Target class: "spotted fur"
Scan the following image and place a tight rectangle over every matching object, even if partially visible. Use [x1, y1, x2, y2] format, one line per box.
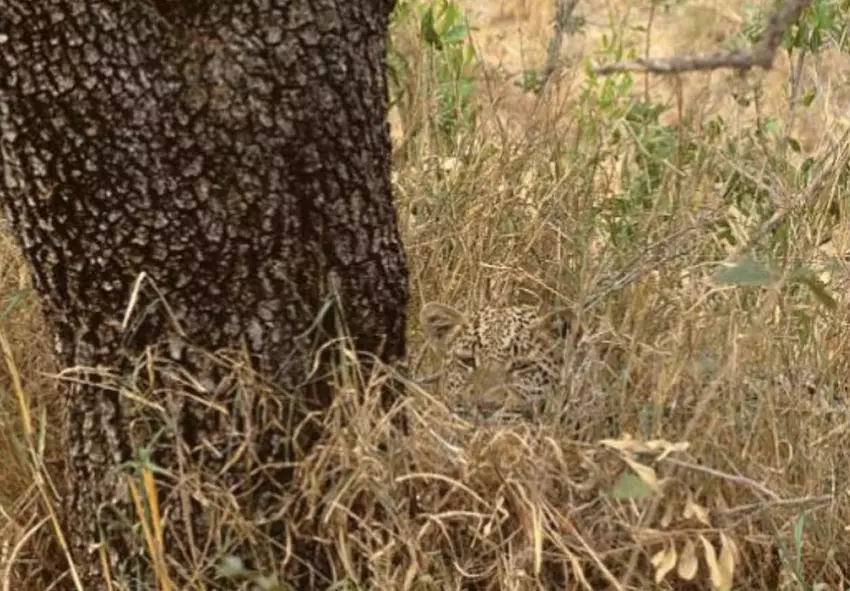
[419, 302, 577, 412]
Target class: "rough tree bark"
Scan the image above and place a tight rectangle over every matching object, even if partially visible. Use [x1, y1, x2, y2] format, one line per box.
[0, 0, 408, 587]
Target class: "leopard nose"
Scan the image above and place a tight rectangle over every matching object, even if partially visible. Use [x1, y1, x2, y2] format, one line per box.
[471, 364, 525, 409]
[472, 364, 509, 392]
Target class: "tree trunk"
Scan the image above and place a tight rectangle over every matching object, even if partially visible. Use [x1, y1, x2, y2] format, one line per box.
[0, 0, 408, 587]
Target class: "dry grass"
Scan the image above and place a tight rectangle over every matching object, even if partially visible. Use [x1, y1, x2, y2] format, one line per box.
[2, 0, 850, 588]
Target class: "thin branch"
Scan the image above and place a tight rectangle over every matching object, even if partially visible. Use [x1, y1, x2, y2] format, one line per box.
[594, 0, 813, 76]
[538, 0, 581, 93]
[662, 457, 781, 501]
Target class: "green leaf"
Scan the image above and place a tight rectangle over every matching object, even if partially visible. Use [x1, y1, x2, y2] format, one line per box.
[218, 555, 248, 578]
[420, 8, 442, 50]
[787, 137, 801, 153]
[713, 258, 776, 286]
[801, 88, 817, 107]
[442, 23, 469, 45]
[762, 117, 780, 137]
[612, 471, 654, 500]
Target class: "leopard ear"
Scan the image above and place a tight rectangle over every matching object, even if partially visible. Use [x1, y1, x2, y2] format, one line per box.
[533, 307, 580, 341]
[419, 302, 467, 350]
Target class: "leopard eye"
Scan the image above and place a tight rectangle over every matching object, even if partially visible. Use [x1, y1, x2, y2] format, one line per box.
[509, 358, 537, 373]
[454, 349, 476, 369]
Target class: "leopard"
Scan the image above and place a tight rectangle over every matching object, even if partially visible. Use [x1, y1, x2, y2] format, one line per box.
[418, 301, 579, 417]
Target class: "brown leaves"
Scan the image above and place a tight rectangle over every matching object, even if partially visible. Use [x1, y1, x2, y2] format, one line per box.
[649, 533, 738, 590]
[602, 434, 741, 589]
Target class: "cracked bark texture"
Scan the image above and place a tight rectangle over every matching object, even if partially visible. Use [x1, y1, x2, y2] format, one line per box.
[0, 0, 408, 587]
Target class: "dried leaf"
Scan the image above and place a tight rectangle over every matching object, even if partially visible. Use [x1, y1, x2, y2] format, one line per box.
[700, 535, 733, 591]
[700, 535, 720, 584]
[623, 457, 659, 492]
[660, 500, 676, 528]
[651, 545, 678, 583]
[653, 439, 690, 460]
[683, 496, 712, 527]
[599, 434, 637, 452]
[678, 538, 699, 580]
[599, 436, 689, 456]
[719, 533, 737, 582]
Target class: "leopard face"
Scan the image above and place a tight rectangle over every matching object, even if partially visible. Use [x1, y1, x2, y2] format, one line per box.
[419, 301, 577, 411]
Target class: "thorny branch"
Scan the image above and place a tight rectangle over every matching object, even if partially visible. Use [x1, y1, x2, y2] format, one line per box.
[594, 0, 814, 76]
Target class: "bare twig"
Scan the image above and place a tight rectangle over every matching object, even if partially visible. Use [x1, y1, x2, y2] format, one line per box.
[538, 0, 581, 94]
[594, 0, 813, 76]
[662, 457, 781, 501]
[718, 494, 834, 518]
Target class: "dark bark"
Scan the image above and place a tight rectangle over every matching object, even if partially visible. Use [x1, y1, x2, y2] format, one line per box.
[0, 0, 408, 587]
